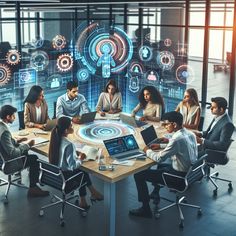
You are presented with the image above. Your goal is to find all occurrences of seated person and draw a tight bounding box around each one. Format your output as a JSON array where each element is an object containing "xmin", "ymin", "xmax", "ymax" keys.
[
  {"xmin": 48, "ymin": 116, "xmax": 103, "ymax": 209},
  {"xmin": 194, "ymin": 97, "xmax": 235, "ymax": 152},
  {"xmin": 129, "ymin": 111, "xmax": 198, "ymax": 218},
  {"xmin": 175, "ymin": 88, "xmax": 200, "ymax": 130},
  {"xmin": 24, "ymin": 85, "xmax": 49, "ymax": 129},
  {"xmin": 56, "ymin": 80, "xmax": 90, "ymax": 124},
  {"xmin": 96, "ymin": 79, "xmax": 122, "ymax": 116},
  {"xmin": 131, "ymin": 85, "xmax": 164, "ymax": 122},
  {"xmin": 0, "ymin": 105, "xmax": 49, "ymax": 197}
]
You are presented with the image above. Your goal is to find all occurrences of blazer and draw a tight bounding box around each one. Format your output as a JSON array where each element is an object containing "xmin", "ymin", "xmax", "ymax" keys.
[
  {"xmin": 24, "ymin": 99, "xmax": 49, "ymax": 128},
  {"xmin": 0, "ymin": 121, "xmax": 29, "ymax": 170},
  {"xmin": 202, "ymin": 113, "xmax": 235, "ymax": 151}
]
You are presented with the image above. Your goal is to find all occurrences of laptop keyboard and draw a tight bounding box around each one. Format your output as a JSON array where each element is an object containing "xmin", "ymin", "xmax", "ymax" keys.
[{"xmin": 115, "ymin": 152, "xmax": 145, "ymax": 160}]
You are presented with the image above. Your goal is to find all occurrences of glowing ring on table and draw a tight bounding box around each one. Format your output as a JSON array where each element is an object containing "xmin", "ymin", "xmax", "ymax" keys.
[{"xmin": 76, "ymin": 120, "xmax": 135, "ymax": 144}]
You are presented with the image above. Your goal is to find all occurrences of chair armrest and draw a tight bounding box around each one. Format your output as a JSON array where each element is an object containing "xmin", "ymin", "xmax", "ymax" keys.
[
  {"xmin": 3, "ymin": 155, "xmax": 26, "ymax": 164},
  {"xmin": 1, "ymin": 155, "xmax": 26, "ymax": 175},
  {"xmin": 205, "ymin": 149, "xmax": 228, "ymax": 165},
  {"xmin": 38, "ymin": 159, "xmax": 61, "ymax": 177}
]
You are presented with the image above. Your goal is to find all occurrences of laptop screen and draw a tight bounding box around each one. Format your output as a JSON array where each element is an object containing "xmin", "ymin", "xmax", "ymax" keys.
[
  {"xmin": 140, "ymin": 125, "xmax": 157, "ymax": 145},
  {"xmin": 103, "ymin": 134, "xmax": 139, "ymax": 156}
]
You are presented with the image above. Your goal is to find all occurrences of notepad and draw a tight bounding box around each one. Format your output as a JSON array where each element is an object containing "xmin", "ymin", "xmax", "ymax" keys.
[{"xmin": 79, "ymin": 145, "xmax": 101, "ymax": 161}]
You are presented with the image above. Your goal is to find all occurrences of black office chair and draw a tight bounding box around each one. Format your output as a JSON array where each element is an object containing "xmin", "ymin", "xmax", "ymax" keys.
[
  {"xmin": 17, "ymin": 110, "xmax": 25, "ymax": 130},
  {"xmin": 154, "ymin": 154, "xmax": 207, "ymax": 228},
  {"xmin": 198, "ymin": 116, "xmax": 204, "ymax": 131},
  {"xmin": 205, "ymin": 140, "xmax": 234, "ymax": 196},
  {"xmin": 52, "ymin": 101, "xmax": 57, "ymax": 119},
  {"xmin": 38, "ymin": 160, "xmax": 87, "ymax": 226},
  {"xmin": 0, "ymin": 152, "xmax": 28, "ymax": 204}
]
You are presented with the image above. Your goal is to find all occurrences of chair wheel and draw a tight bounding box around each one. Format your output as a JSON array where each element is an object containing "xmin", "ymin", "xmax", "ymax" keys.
[
  {"xmin": 215, "ymin": 172, "xmax": 219, "ymax": 177},
  {"xmin": 198, "ymin": 209, "xmax": 202, "ymax": 216},
  {"xmin": 60, "ymin": 221, "xmax": 65, "ymax": 227},
  {"xmin": 228, "ymin": 183, "xmax": 233, "ymax": 190},
  {"xmin": 3, "ymin": 197, "xmax": 8, "ymax": 204},
  {"xmin": 39, "ymin": 210, "xmax": 44, "ymax": 216},
  {"xmin": 179, "ymin": 221, "xmax": 184, "ymax": 228},
  {"xmin": 182, "ymin": 199, "xmax": 187, "ymax": 203},
  {"xmin": 154, "ymin": 212, "xmax": 160, "ymax": 219},
  {"xmin": 213, "ymin": 189, "xmax": 217, "ymax": 196}
]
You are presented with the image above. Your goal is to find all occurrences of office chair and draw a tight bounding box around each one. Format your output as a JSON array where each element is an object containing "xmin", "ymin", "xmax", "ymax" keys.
[
  {"xmin": 52, "ymin": 101, "xmax": 57, "ymax": 119},
  {"xmin": 154, "ymin": 154, "xmax": 207, "ymax": 228},
  {"xmin": 205, "ymin": 140, "xmax": 234, "ymax": 196},
  {"xmin": 0, "ymin": 152, "xmax": 28, "ymax": 204},
  {"xmin": 38, "ymin": 160, "xmax": 87, "ymax": 226},
  {"xmin": 17, "ymin": 110, "xmax": 25, "ymax": 130}
]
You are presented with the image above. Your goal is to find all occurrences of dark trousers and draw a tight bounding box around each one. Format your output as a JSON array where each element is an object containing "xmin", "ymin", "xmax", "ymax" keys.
[
  {"xmin": 24, "ymin": 154, "xmax": 40, "ymax": 188},
  {"xmin": 134, "ymin": 163, "xmax": 186, "ymax": 204},
  {"xmin": 63, "ymin": 169, "xmax": 92, "ymax": 197}
]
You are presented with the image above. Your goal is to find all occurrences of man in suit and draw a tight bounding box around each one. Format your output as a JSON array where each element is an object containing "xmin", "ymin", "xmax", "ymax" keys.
[
  {"xmin": 195, "ymin": 97, "xmax": 235, "ymax": 152},
  {"xmin": 0, "ymin": 105, "xmax": 49, "ymax": 197}
]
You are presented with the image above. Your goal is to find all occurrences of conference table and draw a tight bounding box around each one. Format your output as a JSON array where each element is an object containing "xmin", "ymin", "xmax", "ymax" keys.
[{"xmin": 16, "ymin": 118, "xmax": 166, "ymax": 236}]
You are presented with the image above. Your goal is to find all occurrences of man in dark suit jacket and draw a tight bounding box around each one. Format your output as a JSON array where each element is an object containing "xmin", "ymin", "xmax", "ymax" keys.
[
  {"xmin": 0, "ymin": 105, "xmax": 49, "ymax": 197},
  {"xmin": 195, "ymin": 97, "xmax": 235, "ymax": 154}
]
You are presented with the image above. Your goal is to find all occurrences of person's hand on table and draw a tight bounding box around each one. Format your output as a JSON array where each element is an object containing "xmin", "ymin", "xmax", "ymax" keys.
[
  {"xmin": 72, "ymin": 116, "xmax": 81, "ymax": 124},
  {"xmin": 78, "ymin": 152, "xmax": 86, "ymax": 161},
  {"xmin": 159, "ymin": 137, "xmax": 169, "ymax": 143},
  {"xmin": 16, "ymin": 137, "xmax": 28, "ymax": 143},
  {"xmin": 99, "ymin": 111, "xmax": 106, "ymax": 117},
  {"xmin": 149, "ymin": 143, "xmax": 160, "ymax": 150},
  {"xmin": 27, "ymin": 139, "xmax": 35, "ymax": 147},
  {"xmin": 108, "ymin": 109, "xmax": 115, "ymax": 114},
  {"xmin": 143, "ymin": 146, "xmax": 150, "ymax": 153},
  {"xmin": 139, "ymin": 116, "xmax": 146, "ymax": 121}
]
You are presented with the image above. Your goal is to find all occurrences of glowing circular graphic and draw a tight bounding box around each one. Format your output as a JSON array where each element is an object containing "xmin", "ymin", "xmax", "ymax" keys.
[
  {"xmin": 52, "ymin": 35, "xmax": 67, "ymax": 50},
  {"xmin": 164, "ymin": 38, "xmax": 172, "ymax": 47},
  {"xmin": 48, "ymin": 74, "xmax": 62, "ymax": 89},
  {"xmin": 30, "ymin": 51, "xmax": 49, "ymax": 71},
  {"xmin": 32, "ymin": 36, "xmax": 44, "ymax": 49},
  {"xmin": 76, "ymin": 120, "xmax": 135, "ymax": 144},
  {"xmin": 176, "ymin": 64, "xmax": 195, "ymax": 85},
  {"xmin": 0, "ymin": 64, "xmax": 11, "ymax": 86},
  {"xmin": 6, "ymin": 50, "xmax": 21, "ymax": 65},
  {"xmin": 72, "ymin": 22, "xmax": 133, "ymax": 76},
  {"xmin": 19, "ymin": 71, "xmax": 31, "ymax": 83},
  {"xmin": 129, "ymin": 61, "xmax": 144, "ymax": 74},
  {"xmin": 57, "ymin": 54, "xmax": 73, "ymax": 72},
  {"xmin": 77, "ymin": 68, "xmax": 90, "ymax": 82},
  {"xmin": 146, "ymin": 70, "xmax": 159, "ymax": 83},
  {"xmin": 139, "ymin": 46, "xmax": 153, "ymax": 62},
  {"xmin": 157, "ymin": 51, "xmax": 175, "ymax": 70}
]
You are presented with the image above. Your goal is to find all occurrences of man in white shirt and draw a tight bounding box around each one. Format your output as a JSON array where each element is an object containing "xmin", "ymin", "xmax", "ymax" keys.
[
  {"xmin": 129, "ymin": 111, "xmax": 198, "ymax": 218},
  {"xmin": 56, "ymin": 80, "xmax": 90, "ymax": 124}
]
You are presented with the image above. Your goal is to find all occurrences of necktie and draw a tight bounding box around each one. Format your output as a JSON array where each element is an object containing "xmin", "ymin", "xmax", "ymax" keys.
[{"xmin": 206, "ymin": 118, "xmax": 215, "ymax": 136}]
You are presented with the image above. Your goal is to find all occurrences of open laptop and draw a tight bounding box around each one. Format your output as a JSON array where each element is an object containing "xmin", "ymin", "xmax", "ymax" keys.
[
  {"xmin": 120, "ymin": 113, "xmax": 147, "ymax": 128},
  {"xmin": 103, "ymin": 134, "xmax": 146, "ymax": 161},
  {"xmin": 140, "ymin": 125, "xmax": 165, "ymax": 146},
  {"xmin": 79, "ymin": 111, "xmax": 97, "ymax": 124},
  {"xmin": 44, "ymin": 119, "xmax": 57, "ymax": 131}
]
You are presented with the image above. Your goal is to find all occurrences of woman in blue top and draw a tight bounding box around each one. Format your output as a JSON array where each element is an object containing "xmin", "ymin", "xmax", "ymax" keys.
[{"xmin": 48, "ymin": 116, "xmax": 103, "ymax": 209}]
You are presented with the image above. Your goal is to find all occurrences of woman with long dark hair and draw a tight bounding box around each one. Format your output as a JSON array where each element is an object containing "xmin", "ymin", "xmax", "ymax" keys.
[
  {"xmin": 131, "ymin": 86, "xmax": 164, "ymax": 122},
  {"xmin": 48, "ymin": 116, "xmax": 103, "ymax": 209},
  {"xmin": 96, "ymin": 79, "xmax": 122, "ymax": 117},
  {"xmin": 24, "ymin": 85, "xmax": 49, "ymax": 129},
  {"xmin": 175, "ymin": 88, "xmax": 200, "ymax": 130}
]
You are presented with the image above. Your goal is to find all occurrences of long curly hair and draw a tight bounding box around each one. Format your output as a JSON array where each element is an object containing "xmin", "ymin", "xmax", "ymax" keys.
[
  {"xmin": 139, "ymin": 86, "xmax": 165, "ymax": 110},
  {"xmin": 185, "ymin": 88, "xmax": 199, "ymax": 106}
]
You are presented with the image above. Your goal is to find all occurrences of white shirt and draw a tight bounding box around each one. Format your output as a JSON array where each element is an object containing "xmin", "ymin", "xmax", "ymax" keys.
[
  {"xmin": 146, "ymin": 128, "xmax": 198, "ymax": 172},
  {"xmin": 35, "ymin": 106, "xmax": 42, "ymax": 123}
]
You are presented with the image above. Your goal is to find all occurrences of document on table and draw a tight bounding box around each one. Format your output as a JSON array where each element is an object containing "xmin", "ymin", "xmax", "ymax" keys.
[
  {"xmin": 95, "ymin": 113, "xmax": 120, "ymax": 120},
  {"xmin": 32, "ymin": 137, "xmax": 49, "ymax": 147},
  {"xmin": 112, "ymin": 160, "xmax": 135, "ymax": 166}
]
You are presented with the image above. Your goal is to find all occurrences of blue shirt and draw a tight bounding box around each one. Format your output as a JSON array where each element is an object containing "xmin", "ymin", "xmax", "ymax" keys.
[{"xmin": 56, "ymin": 93, "xmax": 90, "ymax": 119}]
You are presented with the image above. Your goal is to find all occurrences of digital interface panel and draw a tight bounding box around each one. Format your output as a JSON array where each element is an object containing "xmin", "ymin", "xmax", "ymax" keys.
[{"xmin": 104, "ymin": 134, "xmax": 139, "ymax": 156}]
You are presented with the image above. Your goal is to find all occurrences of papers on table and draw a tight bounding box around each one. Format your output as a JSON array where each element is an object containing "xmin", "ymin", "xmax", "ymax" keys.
[
  {"xmin": 77, "ymin": 145, "xmax": 102, "ymax": 161},
  {"xmin": 32, "ymin": 130, "xmax": 48, "ymax": 135},
  {"xmin": 32, "ymin": 137, "xmax": 49, "ymax": 147},
  {"xmin": 112, "ymin": 160, "xmax": 135, "ymax": 166},
  {"xmin": 95, "ymin": 113, "xmax": 120, "ymax": 120}
]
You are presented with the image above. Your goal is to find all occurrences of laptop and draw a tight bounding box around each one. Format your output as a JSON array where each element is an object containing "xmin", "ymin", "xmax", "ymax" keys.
[
  {"xmin": 79, "ymin": 111, "xmax": 97, "ymax": 124},
  {"xmin": 44, "ymin": 119, "xmax": 57, "ymax": 131},
  {"xmin": 103, "ymin": 134, "xmax": 146, "ymax": 161},
  {"xmin": 140, "ymin": 125, "xmax": 164, "ymax": 146},
  {"xmin": 120, "ymin": 113, "xmax": 147, "ymax": 128}
]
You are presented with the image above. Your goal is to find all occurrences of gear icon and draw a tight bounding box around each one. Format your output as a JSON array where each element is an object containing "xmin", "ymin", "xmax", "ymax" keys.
[
  {"xmin": 57, "ymin": 54, "xmax": 73, "ymax": 72},
  {"xmin": 52, "ymin": 35, "xmax": 67, "ymax": 50},
  {"xmin": 0, "ymin": 64, "xmax": 11, "ymax": 86},
  {"xmin": 6, "ymin": 50, "xmax": 21, "ymax": 65}
]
